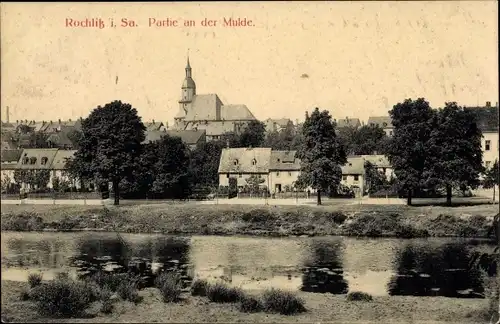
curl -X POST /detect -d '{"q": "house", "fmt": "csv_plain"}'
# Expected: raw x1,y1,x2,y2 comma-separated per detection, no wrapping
46,131,74,149
218,147,272,188
1,149,23,185
360,154,394,180
367,116,394,137
15,148,59,190
145,120,167,132
50,149,78,187
336,117,361,129
340,157,366,196
465,102,499,168
173,57,257,140
264,118,294,134
143,129,206,149
268,150,301,193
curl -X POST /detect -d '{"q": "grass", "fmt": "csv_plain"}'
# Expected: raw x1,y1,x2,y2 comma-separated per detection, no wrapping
1,203,497,239
346,291,374,302
1,280,494,323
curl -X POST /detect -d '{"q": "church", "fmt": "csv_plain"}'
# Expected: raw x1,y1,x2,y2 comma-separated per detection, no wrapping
173,58,257,141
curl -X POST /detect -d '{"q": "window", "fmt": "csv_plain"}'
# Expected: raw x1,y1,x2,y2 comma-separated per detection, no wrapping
276,171,280,177
226,173,230,178
389,131,393,136
238,173,242,178
22,156,29,164
41,157,48,165
486,161,491,168
383,122,387,127
251,158,257,165
342,175,347,181
277,159,280,162
29,157,37,165
382,168,387,173
485,140,491,151
233,159,239,166
354,175,359,181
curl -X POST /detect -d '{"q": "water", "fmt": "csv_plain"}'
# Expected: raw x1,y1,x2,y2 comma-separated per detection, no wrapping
1,232,496,298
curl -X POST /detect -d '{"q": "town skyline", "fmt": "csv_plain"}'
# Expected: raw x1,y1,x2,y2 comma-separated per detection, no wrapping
1,2,498,124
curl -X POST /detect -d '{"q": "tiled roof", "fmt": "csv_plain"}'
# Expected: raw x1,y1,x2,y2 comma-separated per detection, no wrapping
145,121,165,131
336,118,361,129
341,157,365,175
367,116,393,128
165,130,206,145
1,149,23,163
269,151,301,171
51,150,76,170
220,105,256,120
143,130,168,143
218,148,272,173
16,148,59,170
184,94,224,121
47,131,73,147
186,121,239,136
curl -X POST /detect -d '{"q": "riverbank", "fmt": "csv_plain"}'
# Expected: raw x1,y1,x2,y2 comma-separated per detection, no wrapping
0,280,492,323
1,203,498,239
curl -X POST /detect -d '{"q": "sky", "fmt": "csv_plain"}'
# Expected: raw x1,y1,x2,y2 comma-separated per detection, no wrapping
1,1,498,125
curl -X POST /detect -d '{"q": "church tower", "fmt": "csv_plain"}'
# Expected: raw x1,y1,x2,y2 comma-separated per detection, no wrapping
175,57,197,128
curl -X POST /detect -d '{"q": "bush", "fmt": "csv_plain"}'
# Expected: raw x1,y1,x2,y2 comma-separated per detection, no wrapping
190,279,209,297
30,279,94,318
239,295,263,313
1,212,45,231
241,209,274,223
19,289,31,301
55,271,70,281
116,281,142,304
206,282,244,303
330,211,347,224
261,288,306,315
89,271,131,292
27,272,43,288
100,299,114,314
346,291,373,302
155,272,183,303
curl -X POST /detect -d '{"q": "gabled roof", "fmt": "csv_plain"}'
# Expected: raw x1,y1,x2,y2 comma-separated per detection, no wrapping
220,105,256,120
360,154,392,168
143,130,167,144
165,130,205,145
1,149,23,163
144,121,165,131
51,150,76,170
336,118,361,129
367,116,393,129
186,121,239,136
341,157,365,175
47,131,73,147
269,150,301,171
184,94,224,121
218,148,272,173
16,148,59,170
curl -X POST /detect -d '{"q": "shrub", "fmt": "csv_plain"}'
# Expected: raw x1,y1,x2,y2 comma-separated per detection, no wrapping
116,281,142,304
19,289,31,301
190,279,209,297
0,212,45,231
346,291,373,302
155,272,183,303
239,295,263,313
241,209,274,223
100,299,114,314
55,271,70,281
89,271,131,292
261,288,306,315
30,279,94,317
206,282,244,303
330,211,347,224
27,272,43,288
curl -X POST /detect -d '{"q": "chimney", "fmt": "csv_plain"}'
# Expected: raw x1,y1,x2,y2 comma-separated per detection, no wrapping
58,118,61,124
152,119,155,124
6,106,9,123
486,101,491,107
69,118,72,122
226,138,230,148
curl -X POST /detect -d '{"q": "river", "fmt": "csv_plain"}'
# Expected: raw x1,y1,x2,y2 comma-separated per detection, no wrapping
1,232,496,298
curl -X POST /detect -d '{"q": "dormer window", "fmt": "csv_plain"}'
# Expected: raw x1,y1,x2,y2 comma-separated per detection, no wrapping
233,159,239,166
383,122,387,127
29,157,37,164
251,158,257,165
41,157,48,165
22,156,29,164
277,158,280,163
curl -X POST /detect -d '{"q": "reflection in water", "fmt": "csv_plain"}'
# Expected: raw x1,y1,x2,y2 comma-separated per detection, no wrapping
388,242,488,298
301,239,348,294
1,232,495,299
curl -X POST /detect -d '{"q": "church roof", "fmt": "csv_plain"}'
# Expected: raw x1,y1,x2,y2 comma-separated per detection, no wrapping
220,105,256,120
184,94,224,121
165,130,206,145
182,77,196,89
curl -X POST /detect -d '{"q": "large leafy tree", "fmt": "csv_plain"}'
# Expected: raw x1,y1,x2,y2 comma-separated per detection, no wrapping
385,98,435,205
263,122,300,151
426,102,484,205
189,140,226,189
296,108,347,205
150,135,191,199
338,125,387,156
68,100,146,205
237,120,266,148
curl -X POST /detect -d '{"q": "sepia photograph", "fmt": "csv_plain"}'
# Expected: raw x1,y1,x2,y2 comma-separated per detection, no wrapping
1,1,499,323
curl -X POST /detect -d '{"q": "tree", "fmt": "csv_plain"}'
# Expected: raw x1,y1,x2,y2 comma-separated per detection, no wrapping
245,174,265,195
484,160,499,203
364,161,388,194
1,173,11,193
189,140,226,189
150,135,191,199
67,100,146,205
338,125,387,156
66,129,82,150
425,102,484,206
263,122,299,151
31,170,50,190
386,98,435,205
296,108,347,205
237,120,266,148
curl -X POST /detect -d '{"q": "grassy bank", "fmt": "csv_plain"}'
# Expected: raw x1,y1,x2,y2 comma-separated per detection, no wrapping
1,278,494,323
1,203,498,239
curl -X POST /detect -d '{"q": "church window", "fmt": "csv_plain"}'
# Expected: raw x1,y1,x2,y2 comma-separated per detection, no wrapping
251,158,257,166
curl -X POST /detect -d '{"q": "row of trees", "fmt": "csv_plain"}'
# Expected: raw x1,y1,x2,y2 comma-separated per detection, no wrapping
64,99,498,206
